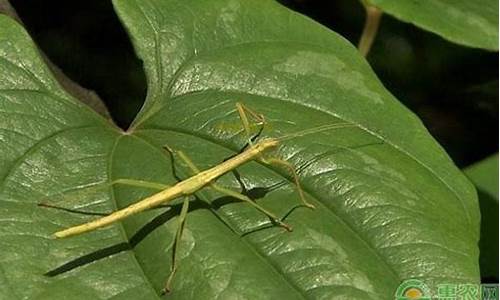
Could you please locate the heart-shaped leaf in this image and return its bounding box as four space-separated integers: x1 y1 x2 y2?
0 1 480 299
365 0 499 50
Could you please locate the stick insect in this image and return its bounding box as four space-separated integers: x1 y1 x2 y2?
44 102 354 293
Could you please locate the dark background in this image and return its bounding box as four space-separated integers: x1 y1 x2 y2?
8 0 499 168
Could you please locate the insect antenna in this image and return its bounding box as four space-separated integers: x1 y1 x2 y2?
275 122 357 142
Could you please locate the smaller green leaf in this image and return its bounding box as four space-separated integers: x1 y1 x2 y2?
464 154 499 281
365 0 499 50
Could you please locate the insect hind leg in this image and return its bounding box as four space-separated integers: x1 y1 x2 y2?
162 196 190 294
260 157 316 209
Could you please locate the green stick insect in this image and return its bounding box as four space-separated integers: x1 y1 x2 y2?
43 103 354 293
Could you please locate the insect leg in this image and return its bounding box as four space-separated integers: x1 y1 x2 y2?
260 157 315 209
210 184 292 231
162 196 190 294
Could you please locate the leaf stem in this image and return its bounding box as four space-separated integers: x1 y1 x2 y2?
358 2 383 57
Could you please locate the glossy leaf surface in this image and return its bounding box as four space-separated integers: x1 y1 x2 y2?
366 0 499 50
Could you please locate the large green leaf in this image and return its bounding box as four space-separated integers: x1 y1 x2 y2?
0 1 480 299
464 154 499 281
365 0 499 51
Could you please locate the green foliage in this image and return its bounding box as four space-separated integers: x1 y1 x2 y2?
465 154 499 198
0 0 482 299
365 0 499 50
465 154 499 281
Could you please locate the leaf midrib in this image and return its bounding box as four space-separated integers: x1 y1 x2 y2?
107 134 163 299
